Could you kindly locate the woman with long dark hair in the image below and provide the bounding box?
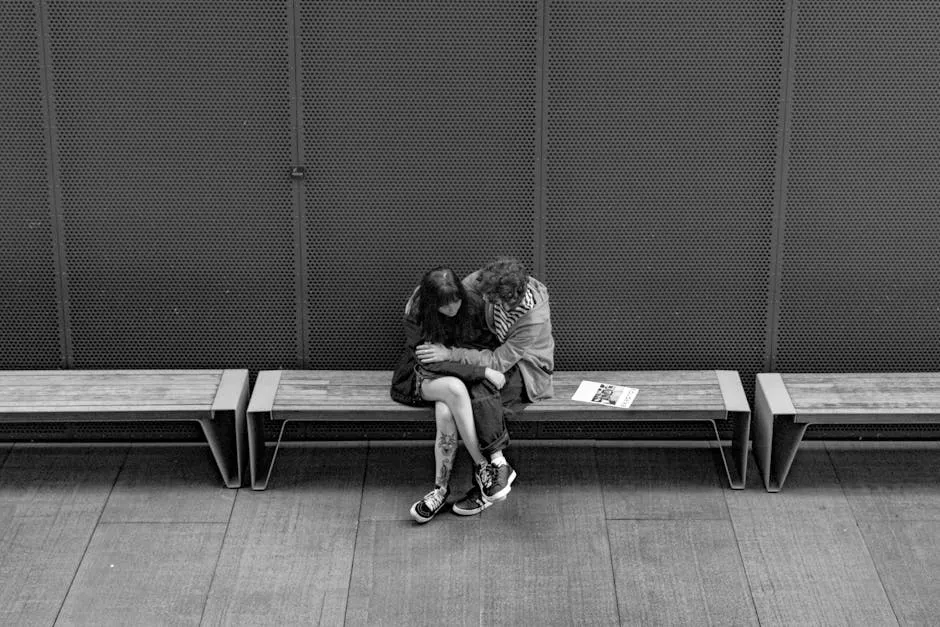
[391,267,506,523]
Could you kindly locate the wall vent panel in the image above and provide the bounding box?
[46,0,297,370]
[544,1,787,388]
[0,1,61,368]
[776,1,940,372]
[300,1,540,368]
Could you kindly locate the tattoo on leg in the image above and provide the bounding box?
[437,432,457,456]
[436,462,451,487]
[435,432,458,486]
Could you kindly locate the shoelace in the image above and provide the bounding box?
[476,462,495,489]
[422,488,446,511]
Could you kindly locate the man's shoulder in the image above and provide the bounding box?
[527,277,550,302]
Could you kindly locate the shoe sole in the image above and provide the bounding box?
[480,469,517,504]
[410,501,446,524]
[451,500,492,516]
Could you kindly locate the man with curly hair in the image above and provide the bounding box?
[416,257,555,515]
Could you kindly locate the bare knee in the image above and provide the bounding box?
[440,377,469,402]
[422,376,469,405]
[435,402,456,432]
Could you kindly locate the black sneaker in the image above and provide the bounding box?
[475,461,516,503]
[485,462,516,502]
[474,461,496,501]
[410,486,449,524]
[451,485,492,516]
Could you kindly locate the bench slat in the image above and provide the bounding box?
[0,401,214,410]
[0,405,210,416]
[792,399,940,412]
[0,370,223,379]
[269,407,727,422]
[0,375,223,387]
[276,370,722,386]
[784,379,940,391]
[785,379,940,390]
[272,390,725,410]
[0,389,217,404]
[789,392,940,409]
[782,372,940,384]
[794,404,940,414]
[797,412,940,424]
[552,371,721,384]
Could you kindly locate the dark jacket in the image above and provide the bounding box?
[390,287,494,407]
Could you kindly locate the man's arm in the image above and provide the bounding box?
[402,316,487,382]
[419,320,542,372]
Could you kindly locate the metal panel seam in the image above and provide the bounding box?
[767,0,798,372]
[289,0,308,368]
[533,0,548,280]
[36,0,72,368]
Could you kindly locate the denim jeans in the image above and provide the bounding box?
[470,365,528,456]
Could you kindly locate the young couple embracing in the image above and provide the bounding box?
[390,257,555,523]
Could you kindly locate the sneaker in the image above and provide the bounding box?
[474,461,516,503]
[451,485,492,516]
[474,461,496,501]
[485,462,517,502]
[410,486,449,524]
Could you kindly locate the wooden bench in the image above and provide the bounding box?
[0,369,249,488]
[246,369,751,490]
[754,372,940,492]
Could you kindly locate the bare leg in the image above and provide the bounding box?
[420,377,487,466]
[434,402,458,488]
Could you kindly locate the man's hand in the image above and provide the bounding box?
[416,343,452,364]
[484,368,506,389]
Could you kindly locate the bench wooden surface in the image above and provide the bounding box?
[247,369,751,491]
[754,372,940,492]
[0,369,249,488]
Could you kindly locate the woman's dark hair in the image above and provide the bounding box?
[415,267,471,344]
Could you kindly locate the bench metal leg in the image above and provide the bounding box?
[199,416,242,489]
[247,409,289,490]
[753,373,806,492]
[706,419,746,490]
[765,417,808,493]
[714,371,750,489]
[754,399,807,492]
[752,391,774,490]
[717,410,750,489]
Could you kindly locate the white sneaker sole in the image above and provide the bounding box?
[480,469,517,504]
[451,499,493,516]
[410,501,445,524]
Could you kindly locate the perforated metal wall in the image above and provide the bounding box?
[0,1,62,368]
[775,1,940,372]
[300,1,540,368]
[543,1,786,379]
[45,0,298,369]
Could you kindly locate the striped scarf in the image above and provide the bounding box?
[492,285,535,342]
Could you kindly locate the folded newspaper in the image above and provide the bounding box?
[572,380,639,409]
